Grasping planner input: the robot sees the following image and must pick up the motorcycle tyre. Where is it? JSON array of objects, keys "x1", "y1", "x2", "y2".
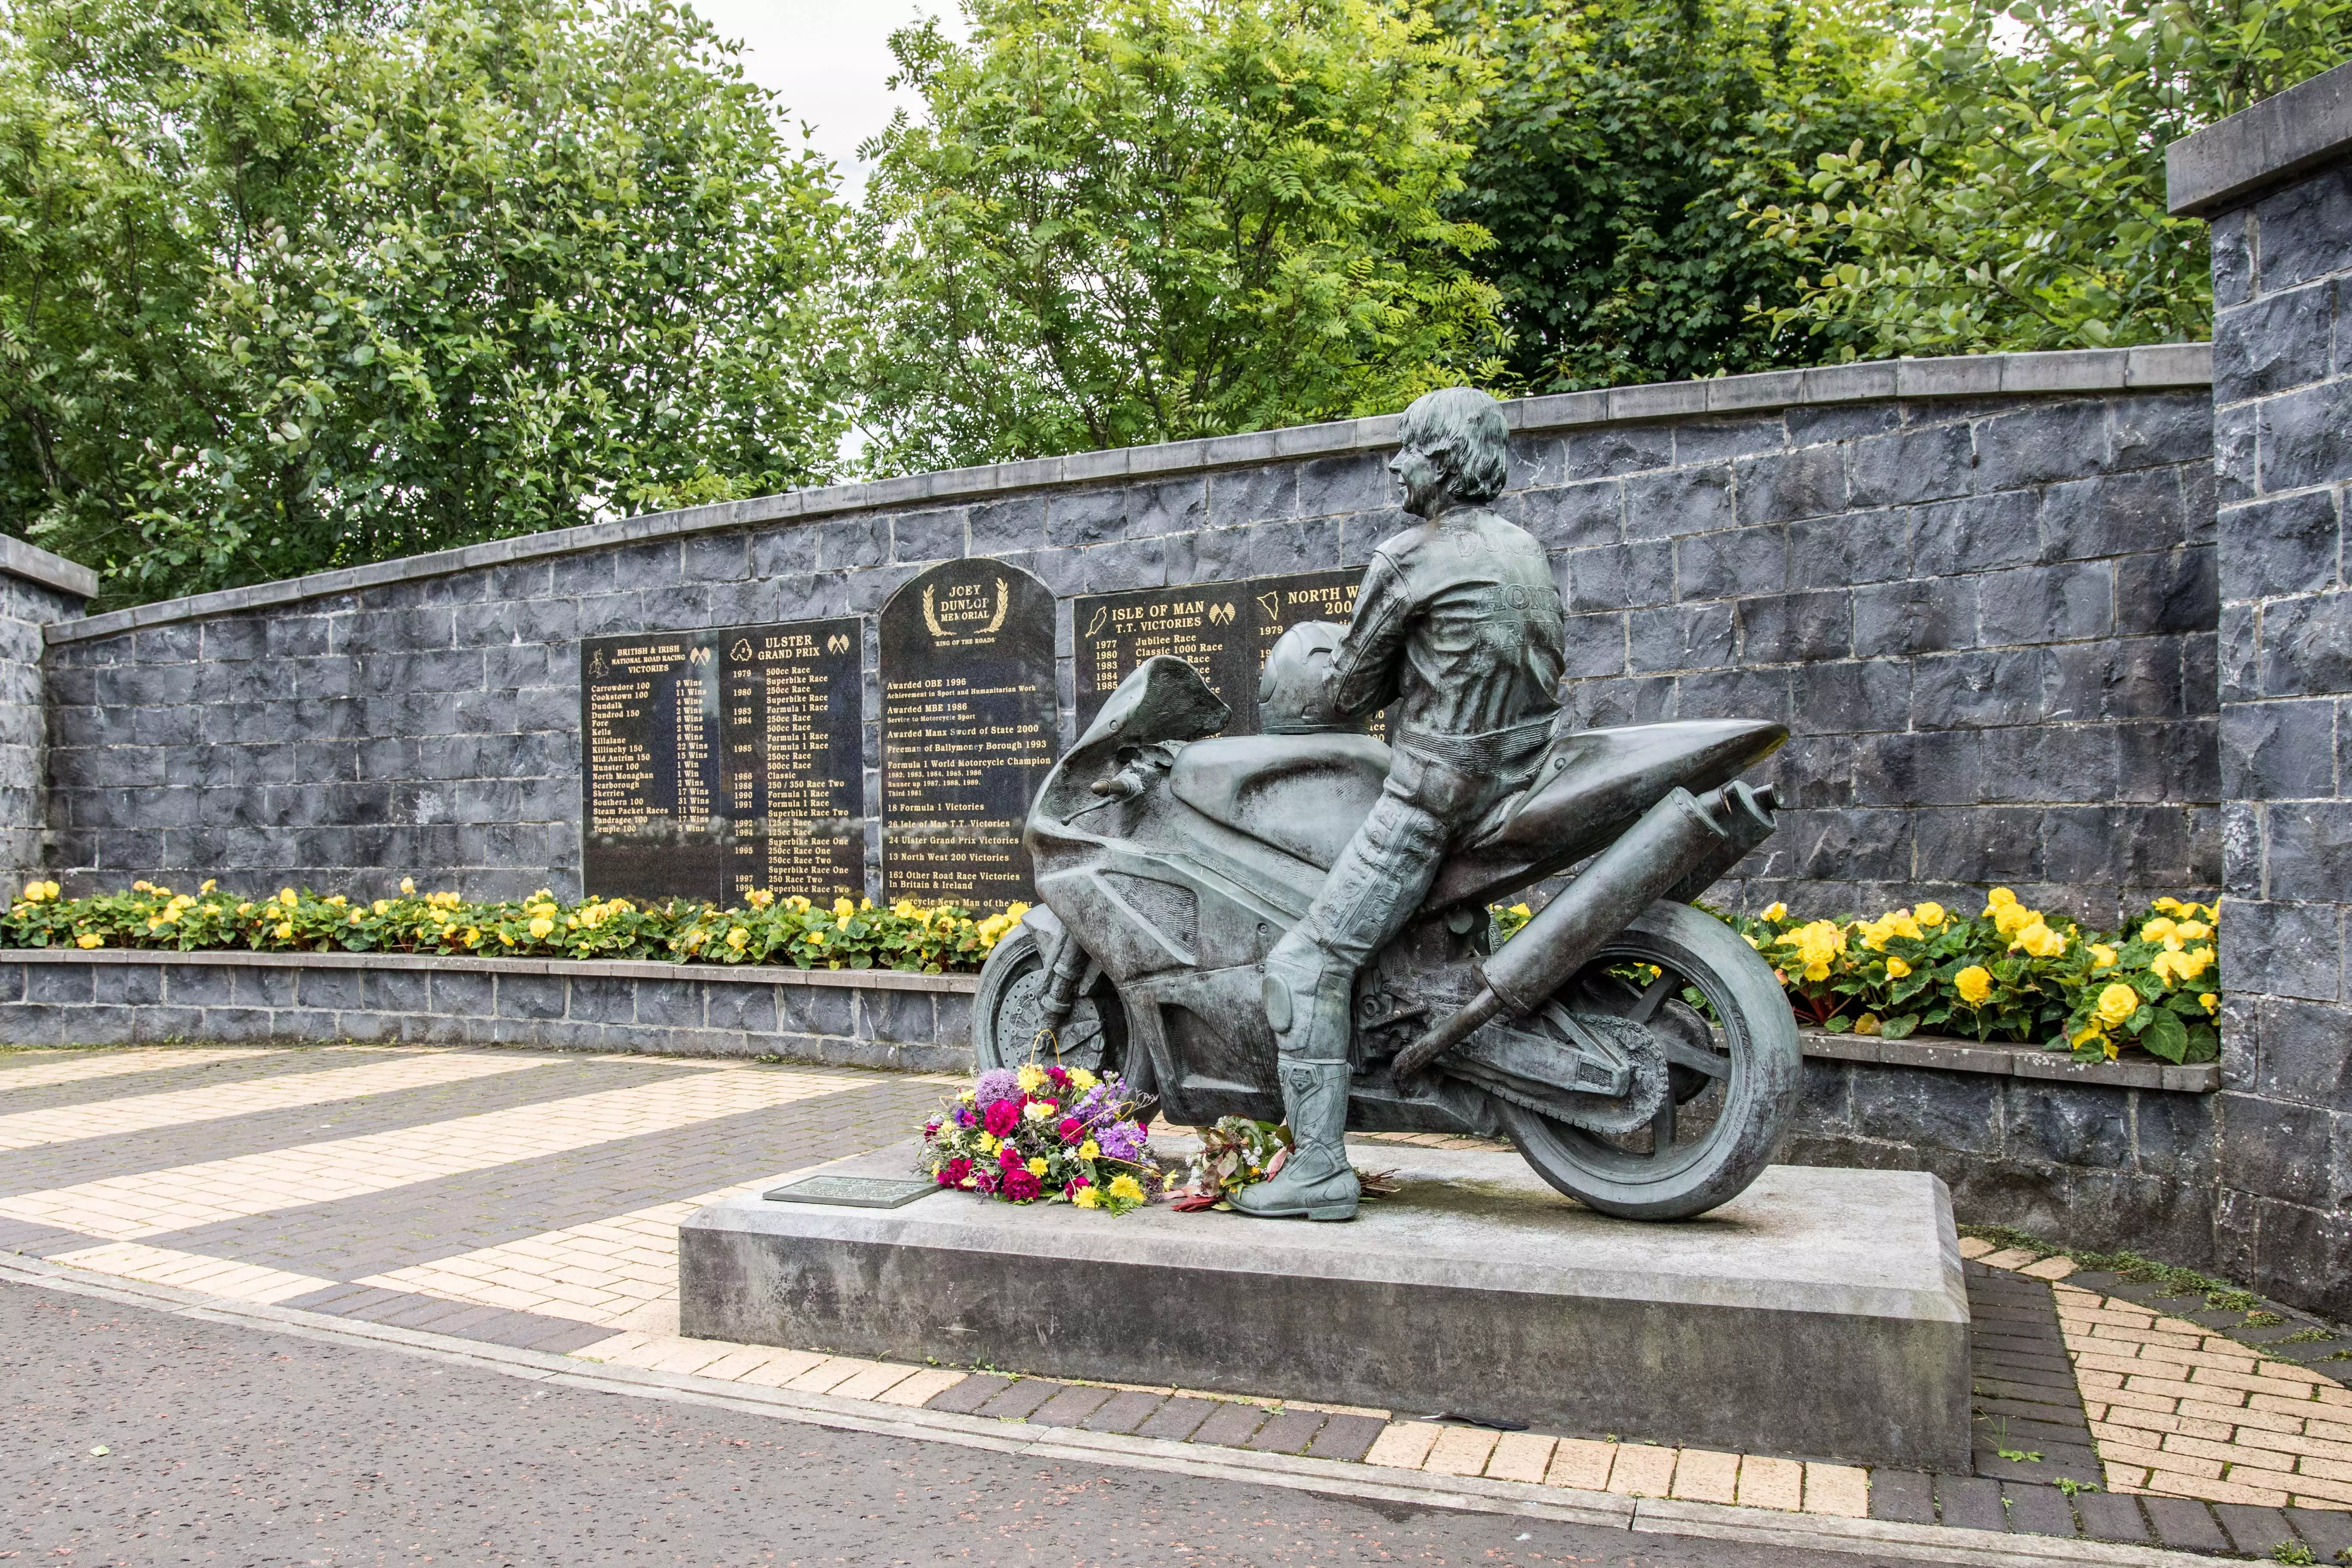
[
  {"x1": 1492, "y1": 900, "x2": 1799, "y2": 1221},
  {"x1": 971, "y1": 920, "x2": 1140, "y2": 1090}
]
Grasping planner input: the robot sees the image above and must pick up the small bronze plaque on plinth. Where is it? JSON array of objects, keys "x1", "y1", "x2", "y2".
[{"x1": 761, "y1": 1173, "x2": 941, "y2": 1209}]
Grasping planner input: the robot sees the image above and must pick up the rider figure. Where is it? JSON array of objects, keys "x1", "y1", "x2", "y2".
[{"x1": 1233, "y1": 386, "x2": 1568, "y2": 1220}]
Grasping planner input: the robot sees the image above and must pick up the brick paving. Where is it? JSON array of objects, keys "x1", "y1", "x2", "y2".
[{"x1": 20, "y1": 1040, "x2": 2352, "y2": 1559}]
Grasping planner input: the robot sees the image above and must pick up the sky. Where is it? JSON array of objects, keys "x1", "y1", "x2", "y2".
[{"x1": 686, "y1": 0, "x2": 963, "y2": 192}]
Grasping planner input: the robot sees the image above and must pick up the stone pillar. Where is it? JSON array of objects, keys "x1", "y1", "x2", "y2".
[
  {"x1": 0, "y1": 537, "x2": 94, "y2": 885},
  {"x1": 2171, "y1": 61, "x2": 2352, "y2": 1312}
]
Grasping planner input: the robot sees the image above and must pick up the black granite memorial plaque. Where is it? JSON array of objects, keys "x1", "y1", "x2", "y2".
[
  {"x1": 581, "y1": 631, "x2": 726, "y2": 902},
  {"x1": 721, "y1": 619, "x2": 865, "y2": 903},
  {"x1": 1073, "y1": 567, "x2": 1382, "y2": 738},
  {"x1": 879, "y1": 559, "x2": 1058, "y2": 907},
  {"x1": 583, "y1": 618, "x2": 866, "y2": 905},
  {"x1": 1072, "y1": 582, "x2": 1253, "y2": 734}
]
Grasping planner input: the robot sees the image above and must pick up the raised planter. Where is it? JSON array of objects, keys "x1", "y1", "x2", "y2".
[
  {"x1": 1800, "y1": 1028, "x2": 2220, "y2": 1093},
  {"x1": 0, "y1": 947, "x2": 976, "y2": 1074}
]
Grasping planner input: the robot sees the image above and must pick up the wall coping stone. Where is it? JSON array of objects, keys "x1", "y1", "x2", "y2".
[
  {"x1": 42, "y1": 344, "x2": 2211, "y2": 646},
  {"x1": 0, "y1": 945, "x2": 979, "y2": 993},
  {"x1": 0, "y1": 535, "x2": 96, "y2": 602},
  {"x1": 2168, "y1": 60, "x2": 2352, "y2": 216},
  {"x1": 1801, "y1": 1026, "x2": 2217, "y2": 1093}
]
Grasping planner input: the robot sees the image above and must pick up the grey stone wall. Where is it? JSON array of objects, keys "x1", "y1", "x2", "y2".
[
  {"x1": 39, "y1": 349, "x2": 2217, "y2": 926},
  {"x1": 0, "y1": 951, "x2": 973, "y2": 1073},
  {"x1": 0, "y1": 540, "x2": 93, "y2": 885},
  {"x1": 2174, "y1": 62, "x2": 2352, "y2": 1317}
]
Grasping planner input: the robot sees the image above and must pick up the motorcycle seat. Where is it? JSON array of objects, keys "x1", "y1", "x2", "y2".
[{"x1": 1168, "y1": 733, "x2": 1392, "y2": 869}]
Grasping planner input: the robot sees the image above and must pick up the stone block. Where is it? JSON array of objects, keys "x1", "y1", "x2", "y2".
[
  {"x1": 2260, "y1": 378, "x2": 2352, "y2": 493},
  {"x1": 1846, "y1": 422, "x2": 1975, "y2": 509},
  {"x1": 1850, "y1": 1066, "x2": 2003, "y2": 1155},
  {"x1": 2221, "y1": 699, "x2": 2337, "y2": 799},
  {"x1": 2116, "y1": 545, "x2": 2218, "y2": 637},
  {"x1": 494, "y1": 973, "x2": 567, "y2": 1021},
  {"x1": 683, "y1": 1145, "x2": 1972, "y2": 1470},
  {"x1": 1853, "y1": 731, "x2": 1982, "y2": 807},
  {"x1": 429, "y1": 971, "x2": 494, "y2": 1017},
  {"x1": 2213, "y1": 282, "x2": 2335, "y2": 403},
  {"x1": 2004, "y1": 1079, "x2": 2131, "y2": 1168},
  {"x1": 92, "y1": 965, "x2": 163, "y2": 1005},
  {"x1": 1628, "y1": 603, "x2": 1734, "y2": 674},
  {"x1": 2254, "y1": 995, "x2": 2352, "y2": 1110},
  {"x1": 2262, "y1": 589, "x2": 2352, "y2": 697},
  {"x1": 1853, "y1": 579, "x2": 1977, "y2": 658},
  {"x1": 2230, "y1": 900, "x2": 2343, "y2": 1002},
  {"x1": 1562, "y1": 423, "x2": 1674, "y2": 481},
  {"x1": 2263, "y1": 799, "x2": 2352, "y2": 901},
  {"x1": 1911, "y1": 649, "x2": 2045, "y2": 730},
  {"x1": 161, "y1": 963, "x2": 235, "y2": 1006},
  {"x1": 636, "y1": 977, "x2": 706, "y2": 1028},
  {"x1": 2253, "y1": 165, "x2": 2352, "y2": 294},
  {"x1": 1559, "y1": 540, "x2": 1673, "y2": 612},
  {"x1": 22, "y1": 964, "x2": 90, "y2": 1004},
  {"x1": 235, "y1": 966, "x2": 297, "y2": 1007},
  {"x1": 1512, "y1": 481, "x2": 1624, "y2": 552},
  {"x1": 705, "y1": 982, "x2": 778, "y2": 1035},
  {"x1": 1975, "y1": 401, "x2": 2110, "y2": 491},
  {"x1": 1976, "y1": 561, "x2": 2114, "y2": 646},
  {"x1": 1671, "y1": 413, "x2": 1785, "y2": 464},
  {"x1": 1735, "y1": 447, "x2": 1846, "y2": 524},
  {"x1": 1788, "y1": 512, "x2": 1905, "y2": 589},
  {"x1": 1910, "y1": 491, "x2": 2040, "y2": 576},
  {"x1": 1736, "y1": 590, "x2": 1851, "y2": 664},
  {"x1": 1624, "y1": 464, "x2": 1733, "y2": 539},
  {"x1": 1791, "y1": 658, "x2": 1908, "y2": 735}
]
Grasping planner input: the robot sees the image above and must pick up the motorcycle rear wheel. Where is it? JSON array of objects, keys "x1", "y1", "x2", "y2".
[
  {"x1": 971, "y1": 921, "x2": 1135, "y2": 1083},
  {"x1": 1493, "y1": 900, "x2": 1799, "y2": 1220}
]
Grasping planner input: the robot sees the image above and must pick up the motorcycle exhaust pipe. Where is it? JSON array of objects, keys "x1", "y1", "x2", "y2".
[{"x1": 1392, "y1": 781, "x2": 1776, "y2": 1079}]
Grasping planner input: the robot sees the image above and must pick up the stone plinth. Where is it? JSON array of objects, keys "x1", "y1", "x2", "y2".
[{"x1": 679, "y1": 1142, "x2": 1972, "y2": 1470}]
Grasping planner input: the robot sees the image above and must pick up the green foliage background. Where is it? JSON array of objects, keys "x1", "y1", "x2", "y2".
[
  {"x1": 3, "y1": 0, "x2": 2349, "y2": 603},
  {"x1": 0, "y1": 0, "x2": 849, "y2": 606}
]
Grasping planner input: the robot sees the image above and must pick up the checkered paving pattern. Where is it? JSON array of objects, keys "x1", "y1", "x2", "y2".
[
  {"x1": 0, "y1": 1049, "x2": 547, "y2": 1149},
  {"x1": 18, "y1": 1041, "x2": 2352, "y2": 1559},
  {"x1": 0, "y1": 1064, "x2": 873, "y2": 1240},
  {"x1": 0, "y1": 1045, "x2": 288, "y2": 1095},
  {"x1": 0, "y1": 1057, "x2": 716, "y2": 1200}
]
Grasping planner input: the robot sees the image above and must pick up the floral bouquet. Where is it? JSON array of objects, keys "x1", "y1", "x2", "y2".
[{"x1": 919, "y1": 1062, "x2": 1163, "y2": 1213}]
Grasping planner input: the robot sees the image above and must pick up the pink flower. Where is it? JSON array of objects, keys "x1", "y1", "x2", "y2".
[
  {"x1": 983, "y1": 1099, "x2": 1019, "y2": 1138},
  {"x1": 1000, "y1": 1168, "x2": 1041, "y2": 1203},
  {"x1": 1057, "y1": 1117, "x2": 1084, "y2": 1142},
  {"x1": 938, "y1": 1157, "x2": 972, "y2": 1187},
  {"x1": 998, "y1": 1143, "x2": 1025, "y2": 1171},
  {"x1": 1063, "y1": 1175, "x2": 1091, "y2": 1195}
]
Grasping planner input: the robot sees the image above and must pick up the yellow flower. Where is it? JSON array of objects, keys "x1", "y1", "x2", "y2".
[
  {"x1": 833, "y1": 897, "x2": 854, "y2": 918},
  {"x1": 279, "y1": 888, "x2": 298, "y2": 906},
  {"x1": 1760, "y1": 901, "x2": 1787, "y2": 922},
  {"x1": 19, "y1": 879, "x2": 44, "y2": 902},
  {"x1": 1072, "y1": 1186, "x2": 1101, "y2": 1209},
  {"x1": 746, "y1": 889, "x2": 775, "y2": 909},
  {"x1": 273, "y1": 921, "x2": 294, "y2": 940},
  {"x1": 1079, "y1": 1139, "x2": 1101, "y2": 1160},
  {"x1": 2200, "y1": 992, "x2": 2218, "y2": 1013},
  {"x1": 1853, "y1": 1012, "x2": 1881, "y2": 1036},
  {"x1": 2152, "y1": 896, "x2": 2186, "y2": 915},
  {"x1": 74, "y1": 932, "x2": 102, "y2": 949},
  {"x1": 1025, "y1": 1157, "x2": 1048, "y2": 1177},
  {"x1": 199, "y1": 879, "x2": 215, "y2": 893},
  {"x1": 1508, "y1": 902, "x2": 1532, "y2": 920},
  {"x1": 725, "y1": 927, "x2": 749, "y2": 951},
  {"x1": 347, "y1": 911, "x2": 361, "y2": 925},
  {"x1": 2095, "y1": 983, "x2": 2140, "y2": 1027},
  {"x1": 2010, "y1": 919, "x2": 2068, "y2": 959},
  {"x1": 2140, "y1": 916, "x2": 2178, "y2": 945},
  {"x1": 1067, "y1": 1067, "x2": 1098, "y2": 1091},
  {"x1": 1914, "y1": 901, "x2": 1947, "y2": 927},
  {"x1": 1884, "y1": 957, "x2": 1911, "y2": 979},
  {"x1": 2090, "y1": 943, "x2": 2118, "y2": 969},
  {"x1": 237, "y1": 901, "x2": 254, "y2": 914},
  {"x1": 399, "y1": 877, "x2": 415, "y2": 894},
  {"x1": 41, "y1": 880, "x2": 59, "y2": 900},
  {"x1": 2175, "y1": 920, "x2": 2211, "y2": 942},
  {"x1": 528, "y1": 916, "x2": 555, "y2": 939},
  {"x1": 1954, "y1": 966, "x2": 1992, "y2": 1006},
  {"x1": 978, "y1": 1133, "x2": 998, "y2": 1155},
  {"x1": 463, "y1": 927, "x2": 481, "y2": 948},
  {"x1": 1016, "y1": 1063, "x2": 1047, "y2": 1093},
  {"x1": 1107, "y1": 1174, "x2": 1146, "y2": 1204},
  {"x1": 1984, "y1": 887, "x2": 2017, "y2": 912},
  {"x1": 1991, "y1": 901, "x2": 2040, "y2": 938},
  {"x1": 132, "y1": 880, "x2": 150, "y2": 892},
  {"x1": 1777, "y1": 919, "x2": 1846, "y2": 982}
]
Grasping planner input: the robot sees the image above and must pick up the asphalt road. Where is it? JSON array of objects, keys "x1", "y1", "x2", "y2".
[{"x1": 2, "y1": 1282, "x2": 1934, "y2": 1568}]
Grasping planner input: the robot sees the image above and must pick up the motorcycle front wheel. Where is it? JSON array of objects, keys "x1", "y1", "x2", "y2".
[
  {"x1": 1494, "y1": 900, "x2": 1800, "y2": 1220},
  {"x1": 971, "y1": 920, "x2": 1136, "y2": 1084}
]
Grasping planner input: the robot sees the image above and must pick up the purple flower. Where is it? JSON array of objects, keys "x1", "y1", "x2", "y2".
[
  {"x1": 973, "y1": 1068, "x2": 1020, "y2": 1107},
  {"x1": 955, "y1": 1105, "x2": 977, "y2": 1129},
  {"x1": 1097, "y1": 1120, "x2": 1146, "y2": 1161}
]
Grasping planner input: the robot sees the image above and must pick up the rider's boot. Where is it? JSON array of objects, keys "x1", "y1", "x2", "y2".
[{"x1": 1233, "y1": 951, "x2": 1360, "y2": 1221}]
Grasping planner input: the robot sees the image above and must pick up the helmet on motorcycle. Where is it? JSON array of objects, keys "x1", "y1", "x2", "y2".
[{"x1": 1258, "y1": 622, "x2": 1362, "y2": 735}]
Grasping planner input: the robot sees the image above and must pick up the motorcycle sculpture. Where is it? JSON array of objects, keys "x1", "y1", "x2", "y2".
[{"x1": 973, "y1": 634, "x2": 1801, "y2": 1219}]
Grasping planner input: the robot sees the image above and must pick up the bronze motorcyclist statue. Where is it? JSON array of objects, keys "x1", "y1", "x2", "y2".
[
  {"x1": 1235, "y1": 387, "x2": 1567, "y2": 1221},
  {"x1": 990, "y1": 387, "x2": 1799, "y2": 1223}
]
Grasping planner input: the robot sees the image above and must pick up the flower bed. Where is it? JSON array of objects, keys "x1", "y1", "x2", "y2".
[
  {"x1": 1, "y1": 877, "x2": 2222, "y2": 1066},
  {"x1": 0, "y1": 879, "x2": 1026, "y2": 974}
]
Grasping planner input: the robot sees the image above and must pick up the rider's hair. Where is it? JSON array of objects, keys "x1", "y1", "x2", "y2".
[{"x1": 1401, "y1": 386, "x2": 1510, "y2": 503}]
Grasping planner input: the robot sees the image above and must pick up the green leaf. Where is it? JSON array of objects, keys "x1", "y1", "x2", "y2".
[
  {"x1": 1880, "y1": 1013, "x2": 1920, "y2": 1039},
  {"x1": 2141, "y1": 1008, "x2": 2190, "y2": 1064}
]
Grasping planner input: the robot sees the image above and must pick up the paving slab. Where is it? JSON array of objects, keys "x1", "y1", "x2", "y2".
[{"x1": 684, "y1": 1142, "x2": 1972, "y2": 1469}]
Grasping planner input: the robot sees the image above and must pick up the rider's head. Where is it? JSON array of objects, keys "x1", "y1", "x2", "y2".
[
  {"x1": 1390, "y1": 386, "x2": 1509, "y2": 519},
  {"x1": 1259, "y1": 622, "x2": 1363, "y2": 735}
]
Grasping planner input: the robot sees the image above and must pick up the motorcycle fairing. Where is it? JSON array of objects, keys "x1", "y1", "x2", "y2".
[{"x1": 1166, "y1": 732, "x2": 1392, "y2": 870}]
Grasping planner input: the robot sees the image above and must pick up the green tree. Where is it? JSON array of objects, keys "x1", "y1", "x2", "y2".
[
  {"x1": 1448, "y1": 0, "x2": 1904, "y2": 392},
  {"x1": 1747, "y1": 0, "x2": 2352, "y2": 360},
  {"x1": 851, "y1": 0, "x2": 1507, "y2": 474},
  {"x1": 0, "y1": 0, "x2": 850, "y2": 605}
]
